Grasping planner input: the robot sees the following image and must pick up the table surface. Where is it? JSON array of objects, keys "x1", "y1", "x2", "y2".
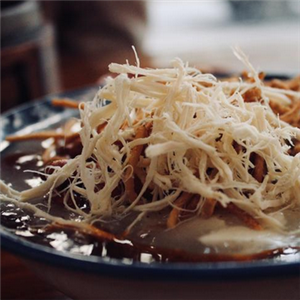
[{"x1": 1, "y1": 251, "x2": 72, "y2": 300}]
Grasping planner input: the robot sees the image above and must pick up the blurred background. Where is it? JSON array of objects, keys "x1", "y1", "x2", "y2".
[
  {"x1": 0, "y1": 1, "x2": 300, "y2": 299},
  {"x1": 1, "y1": 0, "x2": 300, "y2": 112}
]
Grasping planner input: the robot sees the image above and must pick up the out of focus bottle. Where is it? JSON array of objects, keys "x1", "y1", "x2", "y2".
[{"x1": 1, "y1": 0, "x2": 59, "y2": 112}]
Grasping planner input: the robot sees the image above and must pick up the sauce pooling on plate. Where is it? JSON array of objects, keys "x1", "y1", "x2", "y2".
[{"x1": 1, "y1": 151, "x2": 300, "y2": 264}]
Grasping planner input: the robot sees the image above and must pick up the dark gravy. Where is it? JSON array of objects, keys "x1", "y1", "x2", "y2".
[{"x1": 1, "y1": 148, "x2": 300, "y2": 264}]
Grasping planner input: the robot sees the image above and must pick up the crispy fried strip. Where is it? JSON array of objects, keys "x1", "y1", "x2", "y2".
[
  {"x1": 43, "y1": 155, "x2": 68, "y2": 165},
  {"x1": 167, "y1": 192, "x2": 193, "y2": 229},
  {"x1": 287, "y1": 76, "x2": 300, "y2": 91},
  {"x1": 201, "y1": 198, "x2": 217, "y2": 218},
  {"x1": 179, "y1": 195, "x2": 200, "y2": 219},
  {"x1": 294, "y1": 142, "x2": 300, "y2": 154},
  {"x1": 267, "y1": 77, "x2": 300, "y2": 91},
  {"x1": 6, "y1": 131, "x2": 66, "y2": 142},
  {"x1": 97, "y1": 122, "x2": 107, "y2": 133},
  {"x1": 47, "y1": 222, "x2": 115, "y2": 241},
  {"x1": 137, "y1": 157, "x2": 151, "y2": 168},
  {"x1": 135, "y1": 166, "x2": 155, "y2": 190},
  {"x1": 6, "y1": 131, "x2": 80, "y2": 143},
  {"x1": 243, "y1": 87, "x2": 262, "y2": 103},
  {"x1": 252, "y1": 154, "x2": 267, "y2": 183},
  {"x1": 120, "y1": 119, "x2": 129, "y2": 130},
  {"x1": 186, "y1": 195, "x2": 200, "y2": 210},
  {"x1": 289, "y1": 140, "x2": 300, "y2": 156},
  {"x1": 242, "y1": 71, "x2": 265, "y2": 82},
  {"x1": 124, "y1": 174, "x2": 137, "y2": 202},
  {"x1": 269, "y1": 101, "x2": 290, "y2": 115},
  {"x1": 51, "y1": 98, "x2": 81, "y2": 109},
  {"x1": 280, "y1": 101, "x2": 300, "y2": 124},
  {"x1": 226, "y1": 203, "x2": 262, "y2": 230},
  {"x1": 124, "y1": 123, "x2": 151, "y2": 202},
  {"x1": 268, "y1": 79, "x2": 290, "y2": 90}
]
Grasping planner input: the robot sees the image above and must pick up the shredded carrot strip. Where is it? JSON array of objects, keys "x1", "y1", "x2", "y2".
[
  {"x1": 97, "y1": 122, "x2": 107, "y2": 133},
  {"x1": 242, "y1": 71, "x2": 265, "y2": 82},
  {"x1": 267, "y1": 77, "x2": 300, "y2": 91},
  {"x1": 289, "y1": 140, "x2": 300, "y2": 156},
  {"x1": 120, "y1": 120, "x2": 129, "y2": 130},
  {"x1": 269, "y1": 101, "x2": 290, "y2": 115},
  {"x1": 6, "y1": 131, "x2": 66, "y2": 142},
  {"x1": 268, "y1": 79, "x2": 290, "y2": 90},
  {"x1": 137, "y1": 157, "x2": 151, "y2": 168},
  {"x1": 178, "y1": 195, "x2": 200, "y2": 220},
  {"x1": 201, "y1": 198, "x2": 217, "y2": 218},
  {"x1": 226, "y1": 203, "x2": 262, "y2": 230},
  {"x1": 167, "y1": 192, "x2": 193, "y2": 229},
  {"x1": 186, "y1": 195, "x2": 200, "y2": 210},
  {"x1": 6, "y1": 131, "x2": 79, "y2": 143},
  {"x1": 280, "y1": 101, "x2": 300, "y2": 124},
  {"x1": 243, "y1": 87, "x2": 262, "y2": 103},
  {"x1": 43, "y1": 155, "x2": 68, "y2": 165},
  {"x1": 294, "y1": 142, "x2": 300, "y2": 154},
  {"x1": 51, "y1": 98, "x2": 81, "y2": 109},
  {"x1": 287, "y1": 76, "x2": 300, "y2": 91}
]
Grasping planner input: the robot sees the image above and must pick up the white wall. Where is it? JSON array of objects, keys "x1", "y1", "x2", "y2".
[{"x1": 144, "y1": 1, "x2": 300, "y2": 74}]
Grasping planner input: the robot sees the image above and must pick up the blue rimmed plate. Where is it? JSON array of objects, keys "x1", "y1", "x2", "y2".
[{"x1": 0, "y1": 87, "x2": 299, "y2": 300}]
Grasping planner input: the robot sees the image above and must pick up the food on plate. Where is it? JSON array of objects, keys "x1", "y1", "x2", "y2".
[{"x1": 1, "y1": 48, "x2": 300, "y2": 263}]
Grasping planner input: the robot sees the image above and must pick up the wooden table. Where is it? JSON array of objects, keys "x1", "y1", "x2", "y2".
[{"x1": 1, "y1": 251, "x2": 71, "y2": 300}]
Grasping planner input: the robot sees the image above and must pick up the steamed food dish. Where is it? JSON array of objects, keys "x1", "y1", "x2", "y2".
[{"x1": 1, "y1": 49, "x2": 300, "y2": 263}]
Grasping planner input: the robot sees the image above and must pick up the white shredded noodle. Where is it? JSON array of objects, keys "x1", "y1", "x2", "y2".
[{"x1": 1, "y1": 48, "x2": 300, "y2": 234}]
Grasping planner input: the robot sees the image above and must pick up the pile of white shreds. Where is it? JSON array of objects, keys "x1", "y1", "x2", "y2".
[{"x1": 1, "y1": 48, "x2": 300, "y2": 233}]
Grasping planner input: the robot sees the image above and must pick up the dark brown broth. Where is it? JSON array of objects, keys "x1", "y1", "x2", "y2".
[{"x1": 1, "y1": 150, "x2": 300, "y2": 264}]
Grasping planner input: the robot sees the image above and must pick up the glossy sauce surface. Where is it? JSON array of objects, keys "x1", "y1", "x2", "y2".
[{"x1": 1, "y1": 146, "x2": 300, "y2": 264}]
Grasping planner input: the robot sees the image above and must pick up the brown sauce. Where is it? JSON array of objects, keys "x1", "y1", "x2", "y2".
[{"x1": 1, "y1": 149, "x2": 300, "y2": 264}]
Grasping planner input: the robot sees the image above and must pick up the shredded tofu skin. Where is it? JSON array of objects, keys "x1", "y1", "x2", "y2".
[{"x1": 1, "y1": 48, "x2": 300, "y2": 236}]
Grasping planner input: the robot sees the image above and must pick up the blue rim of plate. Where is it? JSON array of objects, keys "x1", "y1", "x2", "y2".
[
  {"x1": 1, "y1": 84, "x2": 299, "y2": 281},
  {"x1": 1, "y1": 226, "x2": 300, "y2": 281}
]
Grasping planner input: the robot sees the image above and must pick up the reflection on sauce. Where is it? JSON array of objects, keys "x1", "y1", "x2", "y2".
[
  {"x1": 1, "y1": 152, "x2": 300, "y2": 264},
  {"x1": 24, "y1": 178, "x2": 44, "y2": 188},
  {"x1": 16, "y1": 154, "x2": 39, "y2": 165},
  {"x1": 1, "y1": 201, "x2": 300, "y2": 264}
]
